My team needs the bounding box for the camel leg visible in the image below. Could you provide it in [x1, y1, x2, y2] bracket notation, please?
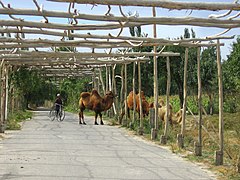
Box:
[81, 112, 86, 125]
[127, 107, 130, 119]
[100, 113, 104, 125]
[94, 113, 98, 125]
[78, 111, 82, 124]
[170, 118, 173, 127]
[79, 110, 86, 125]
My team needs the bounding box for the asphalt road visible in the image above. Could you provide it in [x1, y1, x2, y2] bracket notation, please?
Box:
[0, 110, 216, 180]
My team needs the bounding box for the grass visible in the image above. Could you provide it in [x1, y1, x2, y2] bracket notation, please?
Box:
[107, 109, 240, 179]
[6, 110, 33, 130]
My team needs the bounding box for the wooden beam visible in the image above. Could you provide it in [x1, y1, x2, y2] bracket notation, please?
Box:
[0, 19, 143, 31]
[47, 0, 240, 11]
[1, 8, 240, 29]
[0, 50, 180, 58]
[0, 28, 234, 44]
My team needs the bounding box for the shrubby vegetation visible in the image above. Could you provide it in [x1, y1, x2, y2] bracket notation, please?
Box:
[6, 110, 32, 130]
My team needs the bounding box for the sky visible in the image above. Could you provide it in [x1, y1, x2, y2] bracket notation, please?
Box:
[1, 0, 240, 60]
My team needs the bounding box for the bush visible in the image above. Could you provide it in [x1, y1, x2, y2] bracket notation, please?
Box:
[223, 95, 238, 113]
[6, 110, 32, 130]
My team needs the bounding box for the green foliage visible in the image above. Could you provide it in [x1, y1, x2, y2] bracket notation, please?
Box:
[10, 67, 54, 108]
[58, 77, 91, 112]
[201, 46, 218, 93]
[6, 110, 32, 130]
[223, 95, 238, 113]
[223, 37, 240, 92]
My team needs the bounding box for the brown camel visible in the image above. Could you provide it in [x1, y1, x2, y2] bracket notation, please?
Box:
[121, 91, 153, 120]
[79, 89, 115, 125]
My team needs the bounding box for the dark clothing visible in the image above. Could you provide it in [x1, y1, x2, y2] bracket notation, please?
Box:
[54, 97, 63, 112]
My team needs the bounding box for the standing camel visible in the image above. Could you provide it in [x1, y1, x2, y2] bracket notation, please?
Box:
[79, 89, 115, 125]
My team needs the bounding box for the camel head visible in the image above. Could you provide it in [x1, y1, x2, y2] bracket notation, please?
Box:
[142, 101, 154, 117]
[158, 99, 165, 108]
[103, 91, 116, 111]
[172, 108, 183, 124]
[105, 91, 116, 98]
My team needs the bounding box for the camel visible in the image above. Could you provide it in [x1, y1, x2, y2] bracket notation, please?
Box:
[121, 91, 154, 120]
[158, 100, 183, 126]
[158, 103, 174, 126]
[174, 108, 183, 124]
[79, 89, 115, 125]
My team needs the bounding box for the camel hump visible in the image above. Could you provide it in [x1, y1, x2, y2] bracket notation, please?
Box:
[129, 91, 133, 95]
[91, 89, 101, 98]
[149, 102, 154, 108]
[139, 91, 145, 97]
[137, 91, 146, 100]
[158, 99, 165, 107]
[80, 92, 90, 98]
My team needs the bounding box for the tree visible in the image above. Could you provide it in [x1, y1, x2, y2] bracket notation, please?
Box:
[223, 37, 240, 93]
[221, 37, 240, 112]
[128, 18, 154, 96]
[10, 66, 54, 109]
[158, 28, 197, 107]
[201, 46, 217, 114]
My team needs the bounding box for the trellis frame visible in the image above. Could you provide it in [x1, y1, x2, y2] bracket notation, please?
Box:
[0, 0, 238, 166]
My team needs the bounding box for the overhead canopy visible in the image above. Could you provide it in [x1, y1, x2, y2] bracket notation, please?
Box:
[0, 0, 238, 77]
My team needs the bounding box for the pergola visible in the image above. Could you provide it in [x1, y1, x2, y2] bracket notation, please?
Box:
[1, 0, 240, 166]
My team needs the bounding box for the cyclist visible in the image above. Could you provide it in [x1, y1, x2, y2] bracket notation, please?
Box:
[54, 93, 63, 117]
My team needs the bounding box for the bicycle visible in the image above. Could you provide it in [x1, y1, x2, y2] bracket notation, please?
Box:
[49, 103, 65, 121]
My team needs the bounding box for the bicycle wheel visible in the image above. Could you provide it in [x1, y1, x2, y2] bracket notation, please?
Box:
[49, 109, 56, 121]
[59, 109, 65, 121]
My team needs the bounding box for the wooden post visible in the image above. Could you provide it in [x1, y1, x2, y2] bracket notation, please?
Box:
[123, 63, 128, 126]
[108, 66, 112, 91]
[138, 61, 143, 135]
[93, 68, 97, 90]
[215, 39, 224, 166]
[151, 6, 158, 140]
[160, 56, 171, 144]
[98, 68, 106, 94]
[96, 70, 100, 93]
[118, 65, 124, 125]
[195, 46, 202, 156]
[93, 68, 99, 93]
[130, 62, 136, 129]
[0, 61, 6, 133]
[112, 64, 117, 116]
[178, 47, 189, 148]
[4, 65, 9, 122]
[116, 65, 125, 124]
[0, 60, 3, 133]
[108, 65, 114, 117]
[149, 108, 155, 128]
[105, 65, 109, 92]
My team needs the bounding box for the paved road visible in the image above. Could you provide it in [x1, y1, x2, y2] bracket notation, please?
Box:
[0, 110, 215, 180]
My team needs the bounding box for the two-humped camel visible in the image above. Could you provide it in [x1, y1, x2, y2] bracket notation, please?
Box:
[79, 89, 115, 125]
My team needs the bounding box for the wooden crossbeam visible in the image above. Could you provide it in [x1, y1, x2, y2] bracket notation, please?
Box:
[0, 50, 180, 58]
[0, 8, 240, 29]
[47, 0, 240, 11]
[0, 28, 234, 43]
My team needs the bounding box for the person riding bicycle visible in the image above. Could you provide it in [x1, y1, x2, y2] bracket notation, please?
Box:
[54, 93, 63, 117]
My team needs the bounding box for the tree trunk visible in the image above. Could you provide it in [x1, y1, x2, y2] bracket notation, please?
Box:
[208, 92, 214, 115]
[175, 77, 183, 108]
